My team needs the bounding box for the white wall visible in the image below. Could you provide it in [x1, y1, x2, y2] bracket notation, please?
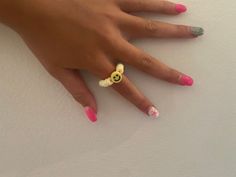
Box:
[0, 0, 235, 176]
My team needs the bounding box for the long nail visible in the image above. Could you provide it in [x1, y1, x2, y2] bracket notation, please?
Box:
[175, 4, 187, 13]
[147, 106, 160, 119]
[84, 106, 97, 122]
[179, 75, 194, 86]
[191, 27, 204, 37]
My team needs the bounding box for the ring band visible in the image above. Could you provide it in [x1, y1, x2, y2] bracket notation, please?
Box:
[99, 63, 124, 87]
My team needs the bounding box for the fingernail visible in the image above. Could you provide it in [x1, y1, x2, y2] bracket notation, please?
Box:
[84, 106, 97, 122]
[147, 106, 160, 119]
[191, 27, 204, 37]
[175, 4, 187, 13]
[179, 75, 194, 86]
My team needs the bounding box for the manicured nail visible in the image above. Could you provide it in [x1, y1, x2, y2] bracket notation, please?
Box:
[191, 27, 204, 37]
[147, 106, 160, 119]
[84, 106, 97, 122]
[179, 75, 194, 86]
[175, 4, 187, 13]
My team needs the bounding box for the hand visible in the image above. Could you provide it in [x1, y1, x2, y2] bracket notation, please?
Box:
[2, 0, 204, 122]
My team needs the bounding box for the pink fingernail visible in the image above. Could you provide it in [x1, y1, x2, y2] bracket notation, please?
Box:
[175, 4, 187, 13]
[147, 106, 160, 119]
[179, 75, 194, 86]
[84, 106, 97, 122]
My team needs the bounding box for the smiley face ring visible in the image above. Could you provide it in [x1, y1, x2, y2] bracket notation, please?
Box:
[99, 63, 125, 87]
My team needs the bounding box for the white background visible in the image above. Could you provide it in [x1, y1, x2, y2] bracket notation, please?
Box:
[0, 0, 236, 177]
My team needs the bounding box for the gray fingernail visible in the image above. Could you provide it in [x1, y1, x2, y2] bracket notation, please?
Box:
[191, 27, 204, 37]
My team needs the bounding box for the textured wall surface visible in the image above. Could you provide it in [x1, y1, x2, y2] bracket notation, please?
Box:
[0, 0, 236, 177]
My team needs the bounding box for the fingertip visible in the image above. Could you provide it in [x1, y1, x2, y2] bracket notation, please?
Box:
[175, 4, 187, 13]
[179, 75, 194, 86]
[147, 106, 160, 119]
[84, 106, 97, 122]
[190, 27, 204, 37]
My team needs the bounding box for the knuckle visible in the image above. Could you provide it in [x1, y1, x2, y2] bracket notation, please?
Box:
[144, 20, 159, 33]
[132, 0, 144, 10]
[102, 11, 117, 21]
[103, 32, 117, 44]
[176, 25, 188, 33]
[101, 7, 121, 22]
[159, 1, 167, 9]
[97, 25, 119, 45]
[165, 68, 178, 82]
[139, 55, 153, 68]
[72, 91, 87, 103]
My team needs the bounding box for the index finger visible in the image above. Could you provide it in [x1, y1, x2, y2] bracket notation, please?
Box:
[118, 0, 187, 14]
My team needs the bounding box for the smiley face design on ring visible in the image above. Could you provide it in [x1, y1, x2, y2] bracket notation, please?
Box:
[111, 71, 122, 83]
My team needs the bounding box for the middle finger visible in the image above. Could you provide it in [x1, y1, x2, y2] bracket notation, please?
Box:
[120, 14, 204, 39]
[116, 39, 194, 86]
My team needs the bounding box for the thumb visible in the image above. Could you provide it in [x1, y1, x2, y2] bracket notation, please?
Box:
[55, 69, 97, 122]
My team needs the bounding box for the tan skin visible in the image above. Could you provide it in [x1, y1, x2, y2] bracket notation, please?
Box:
[0, 0, 199, 119]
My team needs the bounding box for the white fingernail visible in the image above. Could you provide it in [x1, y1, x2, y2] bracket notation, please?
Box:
[148, 106, 160, 118]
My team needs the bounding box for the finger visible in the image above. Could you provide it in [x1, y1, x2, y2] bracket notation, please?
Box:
[55, 68, 98, 122]
[120, 15, 203, 39]
[118, 0, 187, 14]
[112, 75, 160, 118]
[91, 61, 160, 118]
[116, 40, 194, 86]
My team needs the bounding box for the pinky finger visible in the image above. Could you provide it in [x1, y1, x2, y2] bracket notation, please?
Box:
[55, 68, 98, 123]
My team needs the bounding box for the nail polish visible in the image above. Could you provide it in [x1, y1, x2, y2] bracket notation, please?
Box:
[84, 106, 97, 122]
[191, 27, 204, 37]
[175, 4, 187, 13]
[148, 106, 160, 119]
[179, 75, 194, 86]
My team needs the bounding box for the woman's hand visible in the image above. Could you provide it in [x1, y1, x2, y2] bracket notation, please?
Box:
[1, 0, 203, 122]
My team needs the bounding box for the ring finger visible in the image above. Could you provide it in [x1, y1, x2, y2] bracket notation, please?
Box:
[89, 58, 160, 118]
